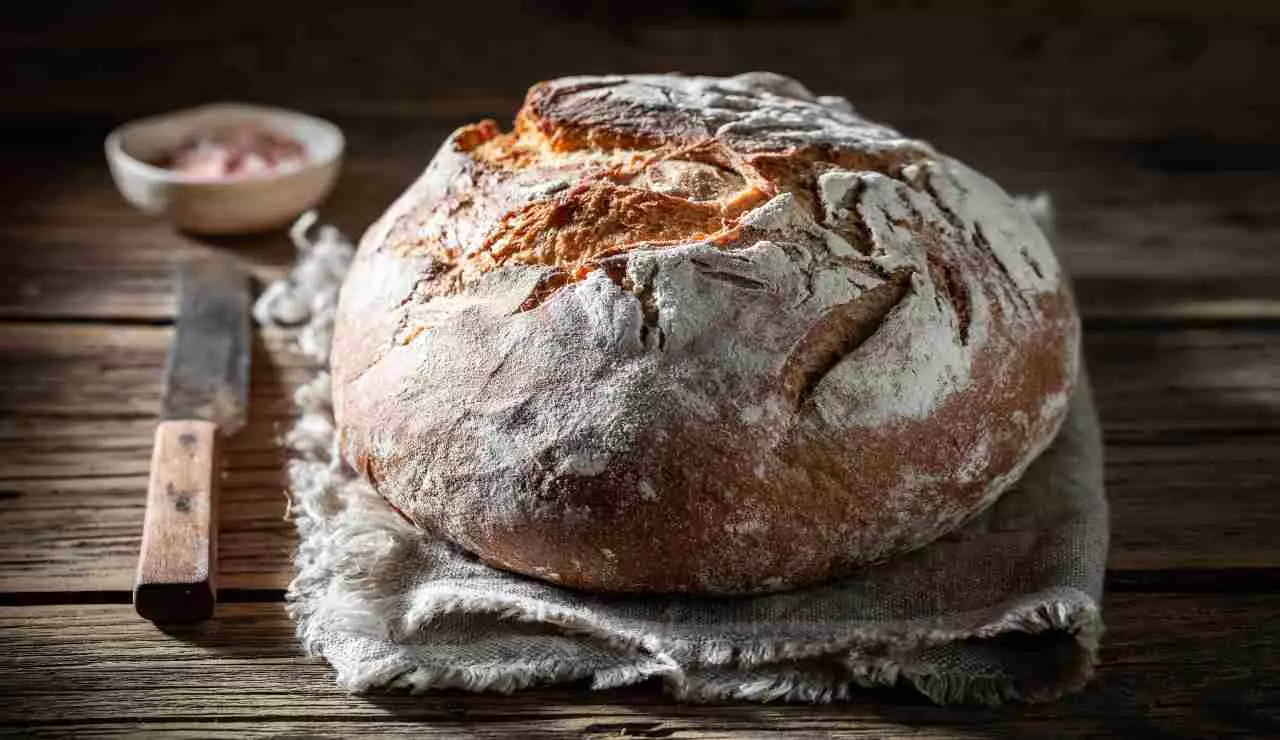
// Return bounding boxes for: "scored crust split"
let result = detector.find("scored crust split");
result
[331,72,1079,594]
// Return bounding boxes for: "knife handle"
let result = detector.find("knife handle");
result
[134,419,219,623]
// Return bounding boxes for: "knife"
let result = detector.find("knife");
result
[134,254,251,623]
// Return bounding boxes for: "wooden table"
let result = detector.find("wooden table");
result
[2,3,1278,736]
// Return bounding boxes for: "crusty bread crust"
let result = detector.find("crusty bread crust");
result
[331,73,1079,594]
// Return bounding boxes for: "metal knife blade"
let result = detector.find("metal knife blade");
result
[160,255,252,434]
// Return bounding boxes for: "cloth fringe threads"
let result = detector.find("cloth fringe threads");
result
[257,199,1107,705]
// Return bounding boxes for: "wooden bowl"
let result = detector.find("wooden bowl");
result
[105,103,344,235]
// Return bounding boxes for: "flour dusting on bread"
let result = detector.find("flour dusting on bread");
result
[331,73,1079,594]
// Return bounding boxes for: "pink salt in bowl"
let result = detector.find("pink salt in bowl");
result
[106,102,344,235]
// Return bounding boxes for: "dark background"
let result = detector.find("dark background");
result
[4,0,1277,235]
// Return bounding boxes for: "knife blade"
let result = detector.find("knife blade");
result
[134,254,251,624]
[159,256,252,433]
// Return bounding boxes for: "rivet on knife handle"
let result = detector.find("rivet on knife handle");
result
[135,419,219,623]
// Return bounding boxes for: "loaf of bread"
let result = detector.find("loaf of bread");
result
[331,73,1079,594]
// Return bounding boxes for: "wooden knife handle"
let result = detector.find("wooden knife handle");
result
[134,419,219,623]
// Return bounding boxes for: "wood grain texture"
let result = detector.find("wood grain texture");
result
[0,321,1276,592]
[134,419,219,623]
[1,127,1276,322]
[1,594,1278,737]
[1,2,1278,734]
[0,325,307,592]
[2,3,1278,324]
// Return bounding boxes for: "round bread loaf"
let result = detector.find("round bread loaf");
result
[331,72,1079,594]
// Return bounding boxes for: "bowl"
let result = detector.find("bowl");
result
[105,103,344,235]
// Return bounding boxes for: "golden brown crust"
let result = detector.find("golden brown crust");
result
[376,77,930,311]
[331,73,1079,594]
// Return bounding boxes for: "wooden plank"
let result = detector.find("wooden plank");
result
[0,325,310,592]
[5,322,1273,430]
[0,324,315,418]
[3,4,1279,324]
[1088,328,1280,438]
[1,593,1278,736]
[0,170,391,322]
[4,441,1276,591]
[1,6,1276,331]
[2,123,1277,322]
[0,322,1277,592]
[0,472,291,594]
[2,435,1274,593]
